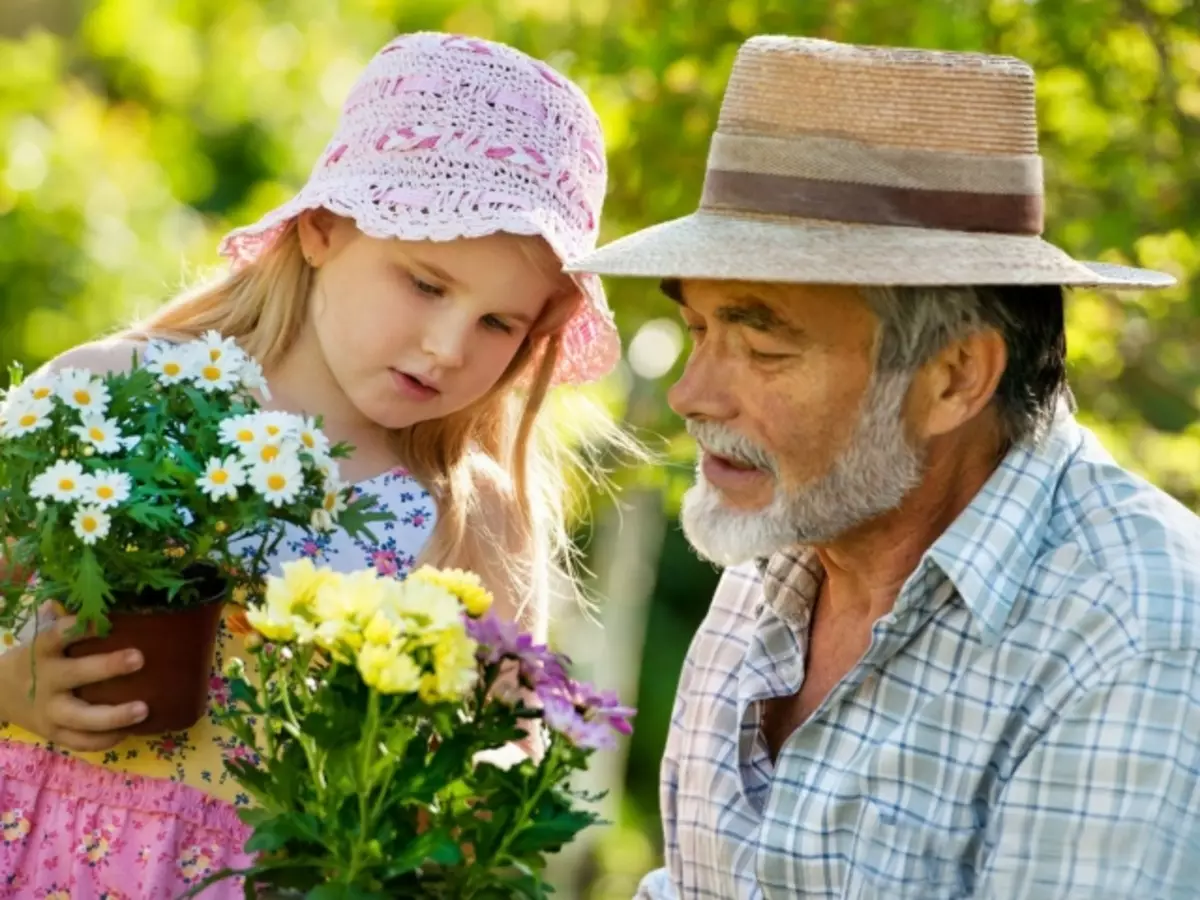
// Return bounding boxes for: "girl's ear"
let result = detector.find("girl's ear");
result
[296,209,349,267]
[529,289,582,338]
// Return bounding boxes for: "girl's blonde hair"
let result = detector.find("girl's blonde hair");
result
[130,219,611,636]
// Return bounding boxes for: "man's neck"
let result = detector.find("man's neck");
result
[814,423,1007,622]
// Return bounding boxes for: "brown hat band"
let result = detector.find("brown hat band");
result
[699,132,1045,235]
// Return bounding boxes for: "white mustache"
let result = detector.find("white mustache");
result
[685,419,779,475]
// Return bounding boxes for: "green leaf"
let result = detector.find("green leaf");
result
[243,811,326,854]
[380,828,464,877]
[507,810,598,856]
[71,546,114,633]
[306,885,388,900]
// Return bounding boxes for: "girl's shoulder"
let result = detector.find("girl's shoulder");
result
[41,336,147,379]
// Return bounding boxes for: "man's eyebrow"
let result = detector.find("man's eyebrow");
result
[716,297,804,339]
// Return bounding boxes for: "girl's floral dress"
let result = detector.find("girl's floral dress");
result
[0,467,435,898]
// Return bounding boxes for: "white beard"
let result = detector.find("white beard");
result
[680,372,925,567]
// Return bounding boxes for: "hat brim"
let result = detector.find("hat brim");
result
[219,190,622,385]
[565,211,1175,290]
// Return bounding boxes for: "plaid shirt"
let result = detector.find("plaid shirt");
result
[637,413,1200,899]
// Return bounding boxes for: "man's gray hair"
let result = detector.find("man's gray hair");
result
[860,284,1072,447]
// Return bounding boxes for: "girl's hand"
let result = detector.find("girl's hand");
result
[0,614,148,751]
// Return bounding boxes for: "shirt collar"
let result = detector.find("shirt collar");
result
[925,407,1082,644]
[757,407,1083,645]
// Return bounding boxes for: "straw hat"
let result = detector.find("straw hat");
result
[567,36,1173,290]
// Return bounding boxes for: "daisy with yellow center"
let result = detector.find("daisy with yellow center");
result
[70,415,124,455]
[199,330,244,365]
[81,470,132,509]
[218,415,259,451]
[322,481,348,518]
[72,506,112,545]
[30,460,87,502]
[145,342,196,385]
[250,452,304,507]
[56,368,110,416]
[198,455,247,501]
[192,355,240,393]
[296,415,331,459]
[0,396,54,438]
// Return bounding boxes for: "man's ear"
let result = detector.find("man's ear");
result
[910,328,1007,440]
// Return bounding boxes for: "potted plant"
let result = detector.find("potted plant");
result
[188,561,636,898]
[0,333,389,734]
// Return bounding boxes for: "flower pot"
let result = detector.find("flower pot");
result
[64,570,228,735]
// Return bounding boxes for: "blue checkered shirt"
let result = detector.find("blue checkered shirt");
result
[637,414,1200,899]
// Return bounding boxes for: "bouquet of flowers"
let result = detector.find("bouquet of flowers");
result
[193,560,635,898]
[0,332,389,731]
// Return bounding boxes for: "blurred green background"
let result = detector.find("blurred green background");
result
[1,0,1198,895]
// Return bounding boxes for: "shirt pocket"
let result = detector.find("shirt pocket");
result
[843,790,976,900]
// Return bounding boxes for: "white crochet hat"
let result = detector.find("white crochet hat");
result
[219,32,620,385]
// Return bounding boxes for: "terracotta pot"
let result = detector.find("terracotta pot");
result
[65,569,228,735]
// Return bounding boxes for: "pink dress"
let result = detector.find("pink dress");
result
[0,468,435,898]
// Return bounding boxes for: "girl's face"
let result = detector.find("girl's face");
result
[300,212,569,430]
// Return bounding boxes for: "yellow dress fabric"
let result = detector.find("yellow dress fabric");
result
[0,611,257,806]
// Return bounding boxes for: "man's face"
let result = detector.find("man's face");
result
[668,280,926,566]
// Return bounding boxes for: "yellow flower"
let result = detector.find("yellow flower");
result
[390,579,463,632]
[363,609,403,646]
[315,569,386,625]
[313,617,363,655]
[245,607,297,642]
[357,643,422,695]
[419,624,479,703]
[409,566,494,617]
[265,559,341,619]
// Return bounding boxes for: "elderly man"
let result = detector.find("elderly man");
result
[570,36,1200,899]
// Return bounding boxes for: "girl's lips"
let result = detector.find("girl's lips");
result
[390,369,440,401]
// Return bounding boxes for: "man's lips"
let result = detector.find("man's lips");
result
[700,449,769,490]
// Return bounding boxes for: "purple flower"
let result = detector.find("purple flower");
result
[466,612,568,689]
[542,694,617,751]
[538,678,637,750]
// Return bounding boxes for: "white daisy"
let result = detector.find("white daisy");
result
[10,373,57,404]
[256,411,300,443]
[30,460,87,502]
[71,415,124,455]
[80,470,132,509]
[322,481,348,520]
[218,415,260,452]
[296,416,331,459]
[310,509,335,532]
[198,455,247,501]
[238,356,271,401]
[197,330,245,366]
[245,440,295,467]
[56,369,110,417]
[72,506,112,545]
[145,341,197,386]
[0,396,54,437]
[250,453,304,508]
[191,355,240,394]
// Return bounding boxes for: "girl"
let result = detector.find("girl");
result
[0,31,620,897]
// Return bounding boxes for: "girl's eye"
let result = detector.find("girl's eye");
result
[482,314,514,335]
[410,275,445,298]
